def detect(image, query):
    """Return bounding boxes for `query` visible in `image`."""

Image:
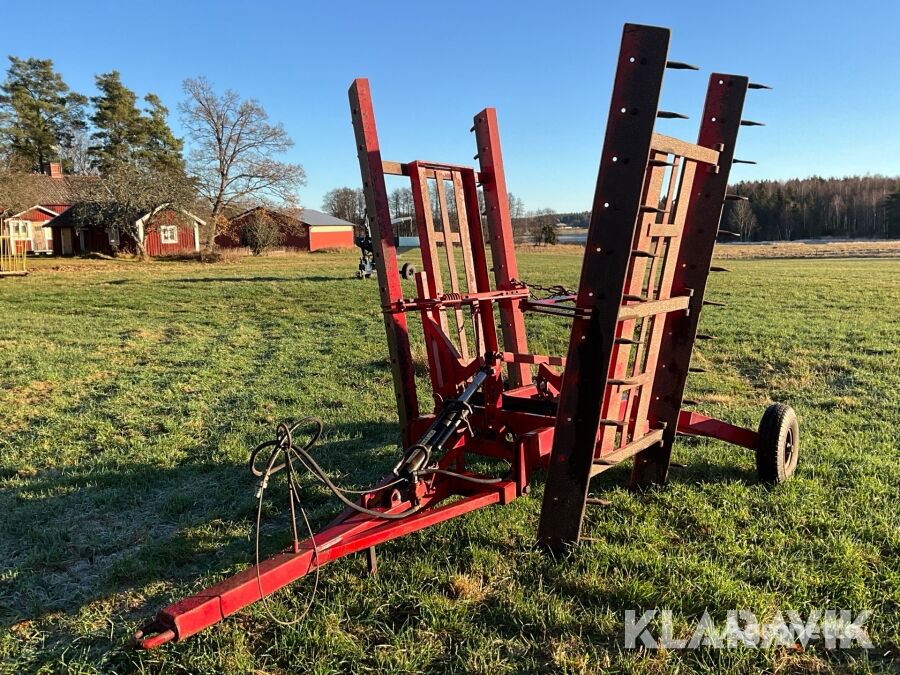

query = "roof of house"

[8,204,61,219]
[299,208,355,228]
[44,207,76,228]
[47,204,205,230]
[229,206,356,228]
[17,174,96,207]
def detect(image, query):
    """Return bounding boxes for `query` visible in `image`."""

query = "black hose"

[419,468,504,484]
[287,443,425,520]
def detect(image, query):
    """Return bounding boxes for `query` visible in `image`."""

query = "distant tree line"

[505,176,900,242]
[727,176,900,240]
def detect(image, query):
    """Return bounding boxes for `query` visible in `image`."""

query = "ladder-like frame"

[537,24,755,548]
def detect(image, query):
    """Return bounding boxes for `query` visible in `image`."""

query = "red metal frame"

[133,24,772,648]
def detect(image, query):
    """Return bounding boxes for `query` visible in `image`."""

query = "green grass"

[1,251,898,674]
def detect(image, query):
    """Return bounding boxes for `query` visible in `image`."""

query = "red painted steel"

[474,109,532,388]
[140,476,514,646]
[633,73,751,487]
[134,24,781,649]
[350,79,419,438]
[677,411,758,449]
[537,24,673,549]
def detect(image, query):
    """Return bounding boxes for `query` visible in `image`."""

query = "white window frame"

[159,225,178,244]
[8,219,30,239]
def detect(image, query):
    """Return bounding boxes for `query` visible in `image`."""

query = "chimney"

[47,162,63,178]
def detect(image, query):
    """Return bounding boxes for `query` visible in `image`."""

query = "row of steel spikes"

[652,60,770,409]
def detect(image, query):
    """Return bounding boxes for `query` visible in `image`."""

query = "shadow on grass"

[106,276,298,285]
[0,421,400,633]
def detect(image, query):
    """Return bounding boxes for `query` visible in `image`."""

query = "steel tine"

[666,60,699,70]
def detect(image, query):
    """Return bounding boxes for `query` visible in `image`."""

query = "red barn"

[217,207,355,252]
[47,205,203,257]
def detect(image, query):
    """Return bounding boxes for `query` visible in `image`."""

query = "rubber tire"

[400,262,416,280]
[756,403,800,484]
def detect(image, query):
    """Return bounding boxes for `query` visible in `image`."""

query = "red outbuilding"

[216,207,356,252]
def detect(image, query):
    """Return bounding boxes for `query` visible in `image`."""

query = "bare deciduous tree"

[728,199,758,241]
[322,187,365,225]
[72,159,196,259]
[241,209,284,256]
[180,77,305,254]
[532,208,559,245]
[57,127,95,175]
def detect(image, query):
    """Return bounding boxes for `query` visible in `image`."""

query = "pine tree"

[90,71,145,172]
[90,72,184,175]
[0,57,87,172]
[886,188,900,238]
[140,93,184,173]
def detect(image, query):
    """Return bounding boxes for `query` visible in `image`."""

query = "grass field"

[1,251,898,674]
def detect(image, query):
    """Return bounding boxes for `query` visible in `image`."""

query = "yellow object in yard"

[1,220,28,277]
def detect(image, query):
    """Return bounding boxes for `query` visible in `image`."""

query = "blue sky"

[3,1,899,212]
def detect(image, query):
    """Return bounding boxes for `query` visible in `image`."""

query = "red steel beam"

[676,410,758,449]
[537,24,672,550]
[632,73,750,488]
[474,108,531,387]
[350,79,419,442]
[134,476,516,648]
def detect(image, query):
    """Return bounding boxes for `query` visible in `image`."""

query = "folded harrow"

[133,23,799,649]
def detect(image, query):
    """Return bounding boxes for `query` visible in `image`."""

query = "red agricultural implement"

[133,23,800,649]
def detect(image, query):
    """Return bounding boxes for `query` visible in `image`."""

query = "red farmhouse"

[0,163,88,254]
[47,205,204,257]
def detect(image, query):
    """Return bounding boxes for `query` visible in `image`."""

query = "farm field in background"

[547,235,900,259]
[1,251,898,673]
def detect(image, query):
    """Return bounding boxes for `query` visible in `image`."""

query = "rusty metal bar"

[409,161,450,339]
[459,168,500,356]
[651,133,719,164]
[590,428,665,475]
[435,177,469,358]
